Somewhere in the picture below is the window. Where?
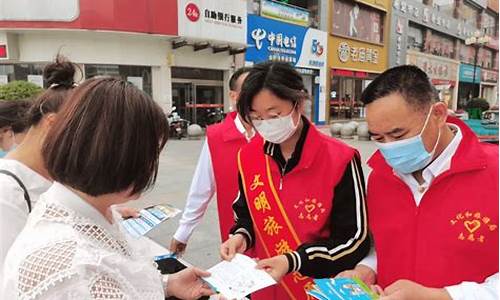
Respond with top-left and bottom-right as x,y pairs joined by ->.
408,23 -> 424,51
84,64 -> 152,96
459,42 -> 476,64
330,74 -> 375,120
332,0 -> 384,44
425,31 -> 455,58
0,63 -> 46,86
433,0 -> 455,17
482,12 -> 498,37
479,48 -> 494,69
461,2 -> 480,29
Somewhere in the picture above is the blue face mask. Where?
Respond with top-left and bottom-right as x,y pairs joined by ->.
375,107 -> 441,174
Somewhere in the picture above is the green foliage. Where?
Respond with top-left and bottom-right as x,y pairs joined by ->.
466,98 -> 490,119
0,81 -> 43,101
466,98 -> 490,111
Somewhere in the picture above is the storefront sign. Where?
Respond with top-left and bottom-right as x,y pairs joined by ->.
329,37 -> 387,73
246,15 -> 326,69
178,0 -> 247,45
332,69 -> 368,78
459,64 -> 481,83
392,0 -> 477,40
337,42 -> 379,64
407,50 -> 459,82
481,69 -> 498,82
260,0 -> 310,27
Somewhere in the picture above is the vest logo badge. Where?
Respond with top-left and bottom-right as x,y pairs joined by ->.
450,211 -> 497,243
294,198 -> 326,222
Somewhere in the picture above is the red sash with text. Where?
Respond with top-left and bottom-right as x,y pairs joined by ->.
237,147 -> 315,300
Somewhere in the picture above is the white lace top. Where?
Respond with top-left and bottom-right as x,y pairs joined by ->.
1,182 -> 165,300
0,159 -> 52,285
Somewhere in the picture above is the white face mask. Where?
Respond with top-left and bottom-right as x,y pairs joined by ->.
252,108 -> 299,144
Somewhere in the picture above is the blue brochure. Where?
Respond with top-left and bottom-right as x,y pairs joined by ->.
307,278 -> 378,300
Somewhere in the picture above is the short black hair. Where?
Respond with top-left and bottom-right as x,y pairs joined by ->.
0,99 -> 33,133
43,77 -> 168,197
360,65 -> 438,110
229,67 -> 252,91
237,62 -> 308,123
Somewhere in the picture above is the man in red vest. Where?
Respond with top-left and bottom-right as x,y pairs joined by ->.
170,67 -> 255,255
338,65 -> 498,299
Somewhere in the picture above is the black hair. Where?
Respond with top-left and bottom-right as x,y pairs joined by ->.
0,99 -> 33,133
360,65 -> 438,111
237,62 -> 308,123
229,67 -> 252,91
27,54 -> 77,126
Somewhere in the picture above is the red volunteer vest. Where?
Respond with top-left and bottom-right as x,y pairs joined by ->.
238,123 -> 356,300
367,117 -> 499,288
207,112 -> 250,242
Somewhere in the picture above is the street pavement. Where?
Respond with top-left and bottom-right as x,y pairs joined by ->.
127,127 -> 377,269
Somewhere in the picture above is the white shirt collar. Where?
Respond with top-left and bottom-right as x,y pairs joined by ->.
398,123 -> 463,194
423,123 -> 462,179
45,182 -> 118,234
0,159 -> 52,192
234,114 -> 255,141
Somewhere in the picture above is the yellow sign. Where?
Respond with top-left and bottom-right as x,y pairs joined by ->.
328,37 -> 388,73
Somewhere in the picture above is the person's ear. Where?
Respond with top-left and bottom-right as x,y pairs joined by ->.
229,90 -> 237,103
432,102 -> 448,127
41,113 -> 57,129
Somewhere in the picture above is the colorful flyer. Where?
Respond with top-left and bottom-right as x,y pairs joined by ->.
121,204 -> 180,237
307,278 -> 378,300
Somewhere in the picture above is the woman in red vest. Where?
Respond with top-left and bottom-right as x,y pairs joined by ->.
219,62 -> 371,300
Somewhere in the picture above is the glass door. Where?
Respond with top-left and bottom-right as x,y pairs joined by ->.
172,82 -> 192,122
194,84 -> 224,127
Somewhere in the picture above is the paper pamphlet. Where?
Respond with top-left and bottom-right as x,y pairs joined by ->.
121,204 -> 180,237
307,278 -> 378,300
203,254 -> 276,300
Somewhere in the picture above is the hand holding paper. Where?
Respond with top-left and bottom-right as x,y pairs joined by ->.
255,254 -> 289,281
204,254 -> 276,300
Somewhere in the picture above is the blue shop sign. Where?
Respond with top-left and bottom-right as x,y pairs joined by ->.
459,64 -> 481,83
246,14 -> 326,69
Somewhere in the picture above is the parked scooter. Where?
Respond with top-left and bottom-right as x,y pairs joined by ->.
204,108 -> 225,126
167,107 -> 189,139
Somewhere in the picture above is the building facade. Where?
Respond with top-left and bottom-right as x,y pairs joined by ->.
388,0 -> 499,110
245,14 -> 328,124
328,0 -> 390,121
245,0 -> 328,124
0,0 -> 248,126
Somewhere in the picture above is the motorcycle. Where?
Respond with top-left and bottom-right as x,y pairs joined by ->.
167,107 -> 189,139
